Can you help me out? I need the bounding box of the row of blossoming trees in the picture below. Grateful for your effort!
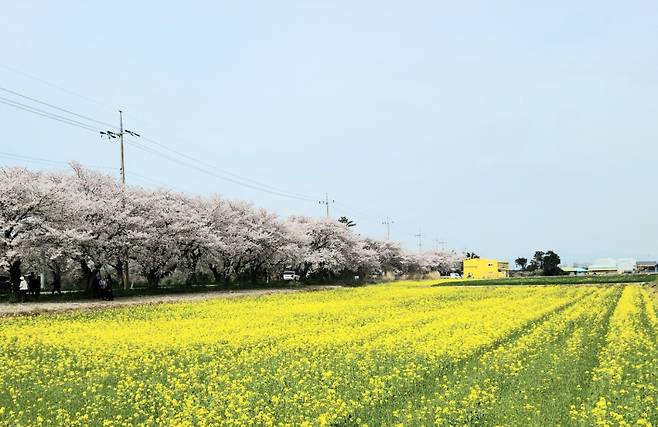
[0,164,463,294]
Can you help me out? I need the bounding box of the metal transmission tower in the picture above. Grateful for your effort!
[382,217,394,240]
[100,110,140,290]
[100,110,140,184]
[415,231,423,253]
[318,193,334,218]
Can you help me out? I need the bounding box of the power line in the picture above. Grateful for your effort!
[0,151,73,168]
[0,74,316,201]
[0,82,317,202]
[0,80,316,201]
[0,150,116,171]
[0,76,362,214]
[0,148,433,252]
[334,202,416,240]
[125,171,171,188]
[0,71,441,249]
[0,96,101,132]
[0,86,116,129]
[125,139,315,202]
[333,201,424,244]
[138,135,316,201]
[0,150,185,197]
[0,63,156,139]
[334,201,378,223]
[0,63,116,111]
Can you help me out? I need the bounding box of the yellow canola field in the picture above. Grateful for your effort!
[0,281,656,426]
[571,285,658,426]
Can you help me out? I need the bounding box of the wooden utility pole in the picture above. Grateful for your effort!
[119,110,126,184]
[382,217,394,240]
[101,110,141,182]
[319,193,334,218]
[101,111,140,289]
[415,231,423,253]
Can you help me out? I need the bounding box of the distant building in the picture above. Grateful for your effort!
[587,258,617,274]
[636,261,657,273]
[617,258,637,273]
[587,258,636,275]
[463,258,509,279]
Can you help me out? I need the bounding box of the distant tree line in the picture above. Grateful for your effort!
[0,164,464,297]
[515,250,563,276]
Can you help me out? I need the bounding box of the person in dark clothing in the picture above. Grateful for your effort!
[51,276,62,296]
[91,272,101,299]
[98,276,108,300]
[99,276,114,301]
[28,273,41,299]
[104,277,114,301]
[33,274,41,299]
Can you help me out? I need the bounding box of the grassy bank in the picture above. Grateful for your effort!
[435,273,658,287]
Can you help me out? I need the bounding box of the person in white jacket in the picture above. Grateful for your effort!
[19,276,28,303]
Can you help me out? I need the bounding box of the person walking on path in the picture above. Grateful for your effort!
[99,276,114,301]
[104,277,114,301]
[19,276,29,303]
[98,277,108,301]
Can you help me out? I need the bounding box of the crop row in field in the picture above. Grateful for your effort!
[0,281,656,426]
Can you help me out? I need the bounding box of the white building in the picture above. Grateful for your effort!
[587,258,636,274]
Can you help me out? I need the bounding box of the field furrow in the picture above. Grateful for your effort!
[348,286,619,425]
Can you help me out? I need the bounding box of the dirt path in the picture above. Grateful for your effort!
[0,286,340,317]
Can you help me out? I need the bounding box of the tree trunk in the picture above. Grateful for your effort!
[146,271,160,289]
[79,260,99,297]
[185,253,200,287]
[79,260,91,291]
[250,268,259,285]
[209,264,222,283]
[51,269,62,292]
[300,264,310,283]
[113,259,125,289]
[185,272,198,287]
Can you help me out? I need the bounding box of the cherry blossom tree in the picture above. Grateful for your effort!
[1,164,462,292]
[400,250,465,276]
[129,189,191,288]
[55,163,136,292]
[363,238,404,276]
[0,168,67,296]
[289,216,376,281]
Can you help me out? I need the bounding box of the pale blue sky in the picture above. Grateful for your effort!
[1,1,657,264]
